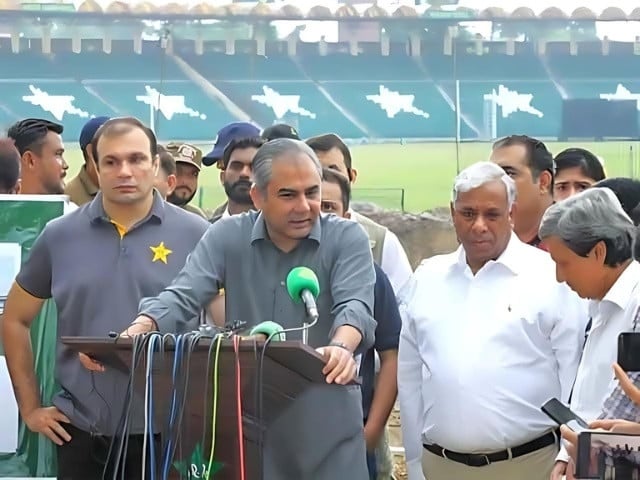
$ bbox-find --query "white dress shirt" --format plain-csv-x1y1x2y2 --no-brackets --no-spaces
398,234,588,480
556,260,640,464
380,230,412,293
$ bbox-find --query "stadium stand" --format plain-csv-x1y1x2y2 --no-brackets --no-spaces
1,6,640,145
2,36,640,142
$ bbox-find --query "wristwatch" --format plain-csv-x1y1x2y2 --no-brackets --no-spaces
329,341,352,353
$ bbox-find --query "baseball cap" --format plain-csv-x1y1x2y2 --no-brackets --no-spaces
203,121,261,166
261,123,300,142
79,116,110,151
165,142,203,171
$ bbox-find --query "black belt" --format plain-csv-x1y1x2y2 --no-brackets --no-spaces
423,429,559,467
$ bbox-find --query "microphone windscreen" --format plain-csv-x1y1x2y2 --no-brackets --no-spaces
286,267,320,302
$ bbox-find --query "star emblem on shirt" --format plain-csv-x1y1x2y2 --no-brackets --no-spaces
150,241,172,264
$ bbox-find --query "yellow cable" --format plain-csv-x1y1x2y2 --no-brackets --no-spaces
206,334,223,478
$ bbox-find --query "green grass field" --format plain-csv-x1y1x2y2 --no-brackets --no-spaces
63,141,640,213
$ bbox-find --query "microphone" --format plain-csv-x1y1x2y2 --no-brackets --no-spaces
286,266,320,344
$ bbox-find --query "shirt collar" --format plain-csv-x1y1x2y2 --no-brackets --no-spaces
250,212,322,245
222,207,230,219
78,166,99,196
88,190,165,224
597,260,640,313
454,232,526,276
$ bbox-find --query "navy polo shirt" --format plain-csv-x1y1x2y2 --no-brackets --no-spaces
360,263,402,420
15,192,209,436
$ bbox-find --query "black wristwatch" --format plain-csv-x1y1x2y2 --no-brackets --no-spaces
329,341,352,353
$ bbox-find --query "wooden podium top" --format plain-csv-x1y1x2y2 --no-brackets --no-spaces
61,335,328,383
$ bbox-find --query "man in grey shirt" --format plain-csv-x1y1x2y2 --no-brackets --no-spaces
127,138,377,384
118,139,377,478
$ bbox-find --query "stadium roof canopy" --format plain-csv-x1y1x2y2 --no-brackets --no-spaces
0,0,639,21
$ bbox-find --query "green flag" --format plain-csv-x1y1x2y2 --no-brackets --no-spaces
0,196,66,477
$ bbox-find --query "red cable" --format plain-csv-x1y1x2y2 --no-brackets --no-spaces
233,335,246,480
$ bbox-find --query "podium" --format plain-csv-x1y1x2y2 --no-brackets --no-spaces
62,335,368,480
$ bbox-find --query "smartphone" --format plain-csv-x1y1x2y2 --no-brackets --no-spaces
541,398,590,432
618,332,640,372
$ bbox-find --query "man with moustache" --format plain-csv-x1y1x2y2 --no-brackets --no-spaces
164,142,207,219
398,162,586,480
203,121,261,218
7,118,69,196
210,136,265,224
490,135,554,249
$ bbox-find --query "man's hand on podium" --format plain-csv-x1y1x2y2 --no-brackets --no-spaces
316,344,357,385
23,405,71,446
78,316,158,372
123,316,158,337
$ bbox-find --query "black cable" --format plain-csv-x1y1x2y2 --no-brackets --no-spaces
201,334,217,450
164,332,200,474
113,334,142,480
160,334,182,478
120,333,153,480
87,372,113,468
103,333,151,480
159,331,208,478
171,333,203,474
104,333,138,480
119,334,147,480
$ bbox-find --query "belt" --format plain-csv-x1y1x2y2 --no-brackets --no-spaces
423,429,559,467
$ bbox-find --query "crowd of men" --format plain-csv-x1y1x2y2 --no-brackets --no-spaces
1,115,640,480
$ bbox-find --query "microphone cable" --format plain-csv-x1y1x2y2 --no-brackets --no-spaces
120,333,152,480
160,331,205,480
142,332,162,480
160,333,186,479
201,334,216,459
104,332,150,480
233,335,246,480
205,334,223,479
172,332,204,473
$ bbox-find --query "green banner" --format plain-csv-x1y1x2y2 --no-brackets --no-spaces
0,195,66,477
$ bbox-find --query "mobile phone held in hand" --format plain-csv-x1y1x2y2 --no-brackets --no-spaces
618,332,640,372
541,398,590,432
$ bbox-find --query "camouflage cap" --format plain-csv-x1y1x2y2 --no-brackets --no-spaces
165,142,202,170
